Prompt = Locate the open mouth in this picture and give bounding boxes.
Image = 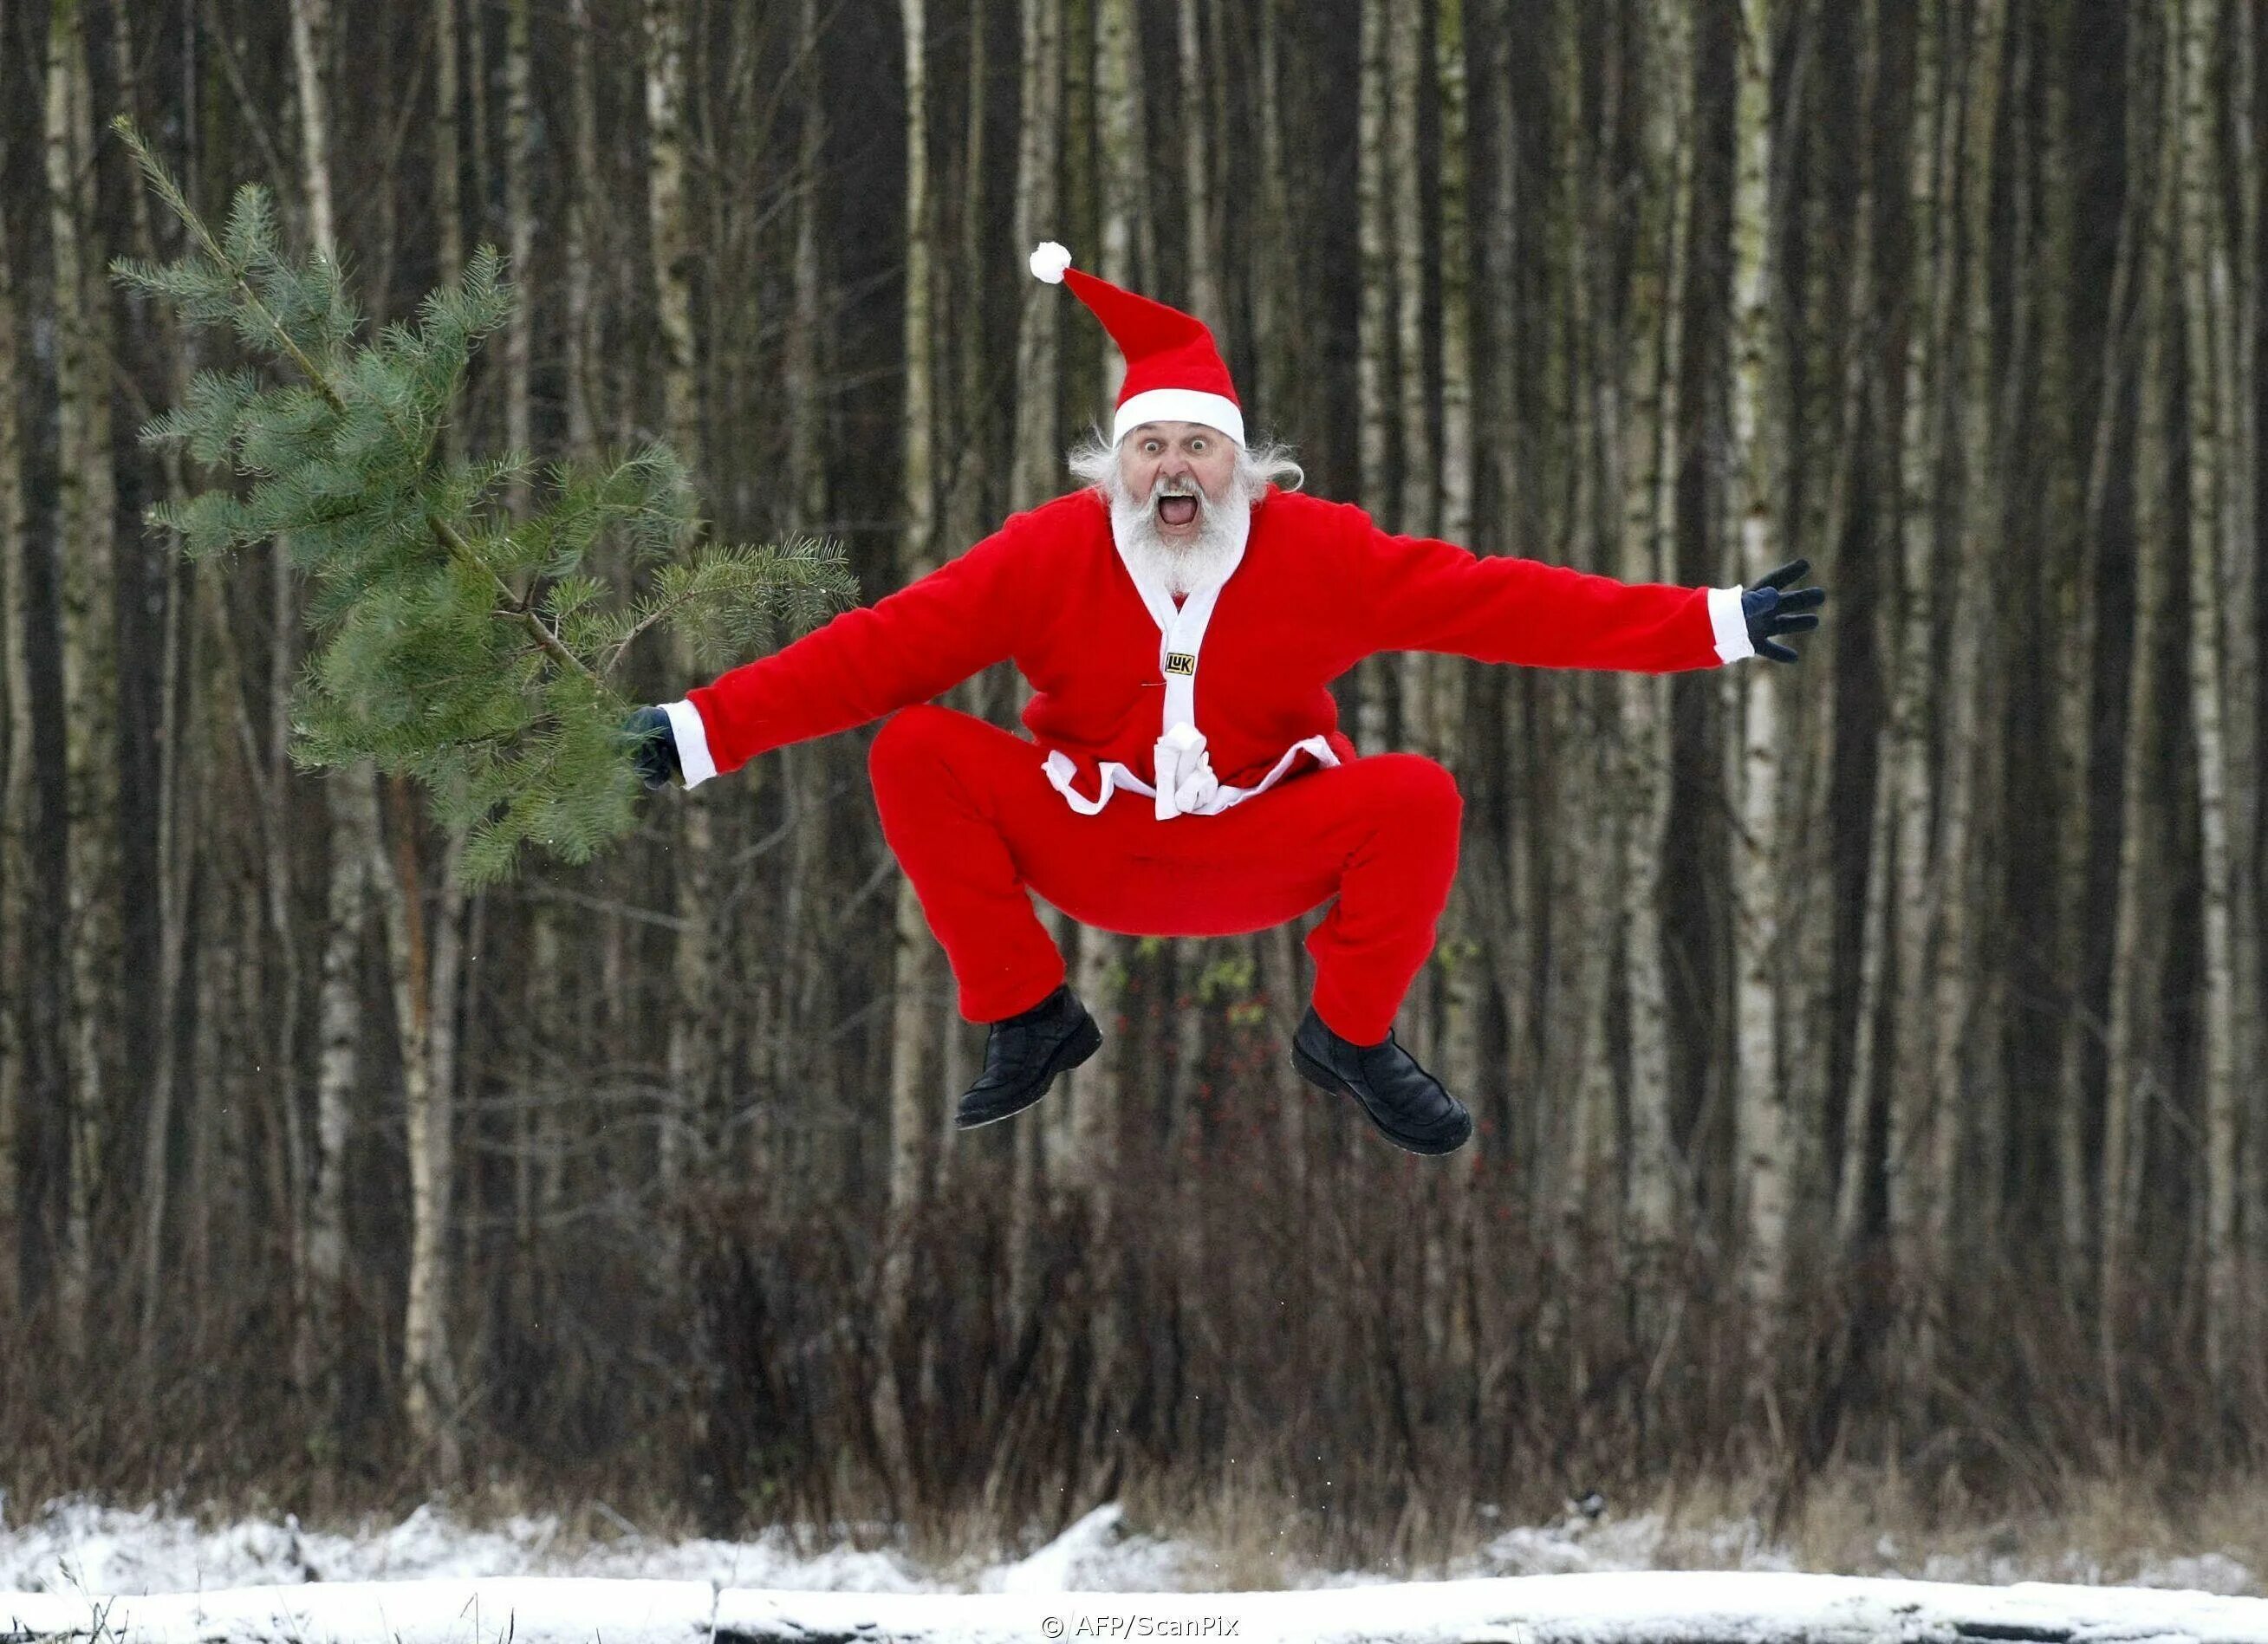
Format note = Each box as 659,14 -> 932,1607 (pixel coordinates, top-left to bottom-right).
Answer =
1157,495 -> 1199,528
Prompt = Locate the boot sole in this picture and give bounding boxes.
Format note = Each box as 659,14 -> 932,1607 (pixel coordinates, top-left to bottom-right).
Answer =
1291,1041 -> 1473,1156
954,1013 -> 1104,1130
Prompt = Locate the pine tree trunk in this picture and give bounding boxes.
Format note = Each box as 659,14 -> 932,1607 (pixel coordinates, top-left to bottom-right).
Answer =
504,0 -> 533,513
2101,118 -> 2174,1406
773,0 -> 835,1188
114,0 -> 206,1373
1887,0 -> 1952,1407
1354,0 -> 1394,752
1176,0 -> 1219,327
1831,0 -> 1892,1257
1251,0 -> 1291,413
433,0 -> 463,457
2228,0 -> 2265,1350
564,0 -> 601,461
0,191 -> 26,1326
2173,0 -> 2247,1390
786,0 -> 829,536
1010,0 -> 1063,513
2057,3 -> 2148,1291
1392,0 -> 1434,766
1004,0 -> 1063,1343
45,0 -> 118,1366
1930,0 -> 2003,1316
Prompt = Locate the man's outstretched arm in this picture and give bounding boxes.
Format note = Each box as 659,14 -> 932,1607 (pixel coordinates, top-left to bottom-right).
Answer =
1361,519 -> 1821,673
635,524 -> 1034,789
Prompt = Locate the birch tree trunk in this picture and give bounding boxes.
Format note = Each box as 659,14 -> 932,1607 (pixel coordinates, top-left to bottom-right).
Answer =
1730,0 -> 1791,1366
646,0 -> 718,1192
45,0 -> 118,1365
290,0 -> 369,1428
938,0 -> 992,1153
1431,0 -> 1484,1378
874,0 -> 938,1503
888,0 -> 938,1230
378,786 -> 461,1475
1615,0 -> 1686,1262
382,0 -> 478,1472
1064,0 -> 1142,1480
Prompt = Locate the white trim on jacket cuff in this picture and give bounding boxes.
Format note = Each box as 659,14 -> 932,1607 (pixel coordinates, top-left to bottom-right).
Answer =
660,699 -> 718,788
1708,585 -> 1755,664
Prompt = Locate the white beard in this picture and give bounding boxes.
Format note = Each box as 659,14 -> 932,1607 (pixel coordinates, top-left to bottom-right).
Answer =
1106,476 -> 1252,598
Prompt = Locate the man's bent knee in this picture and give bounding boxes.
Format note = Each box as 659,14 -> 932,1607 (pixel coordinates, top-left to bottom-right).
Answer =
868,701 -> 959,780
1367,752 -> 1463,828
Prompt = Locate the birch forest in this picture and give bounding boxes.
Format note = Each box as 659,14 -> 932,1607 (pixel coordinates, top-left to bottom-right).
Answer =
2,0 -> 2265,1557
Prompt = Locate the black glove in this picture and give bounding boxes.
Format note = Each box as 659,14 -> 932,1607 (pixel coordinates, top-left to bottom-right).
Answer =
622,705 -> 683,791
1740,559 -> 1827,663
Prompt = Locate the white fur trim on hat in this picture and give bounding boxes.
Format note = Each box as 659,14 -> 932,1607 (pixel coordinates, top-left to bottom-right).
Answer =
1030,241 -> 1072,283
1112,388 -> 1244,447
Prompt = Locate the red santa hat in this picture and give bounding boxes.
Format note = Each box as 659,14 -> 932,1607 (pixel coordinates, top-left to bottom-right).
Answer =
1030,241 -> 1244,447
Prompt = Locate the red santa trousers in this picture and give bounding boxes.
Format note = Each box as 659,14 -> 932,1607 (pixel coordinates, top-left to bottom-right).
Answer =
867,703 -> 1462,1044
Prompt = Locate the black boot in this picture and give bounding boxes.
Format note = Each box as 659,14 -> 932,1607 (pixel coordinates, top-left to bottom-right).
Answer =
1291,1006 -> 1472,1155
955,984 -> 1103,1129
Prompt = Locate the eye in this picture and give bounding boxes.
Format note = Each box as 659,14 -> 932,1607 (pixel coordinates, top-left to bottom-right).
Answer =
1143,439 -> 1162,455
1189,438 -> 1207,453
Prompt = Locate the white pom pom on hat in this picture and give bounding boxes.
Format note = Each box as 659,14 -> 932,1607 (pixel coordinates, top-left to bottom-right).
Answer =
1030,239 -> 1246,445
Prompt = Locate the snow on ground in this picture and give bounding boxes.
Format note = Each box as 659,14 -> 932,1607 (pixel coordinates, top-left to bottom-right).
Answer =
11,1495 -> 2260,1600
5,1569 -> 2268,1643
6,1497 -> 2268,1641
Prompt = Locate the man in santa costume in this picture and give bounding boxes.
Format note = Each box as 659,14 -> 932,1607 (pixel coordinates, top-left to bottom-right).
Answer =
628,244 -> 1824,1156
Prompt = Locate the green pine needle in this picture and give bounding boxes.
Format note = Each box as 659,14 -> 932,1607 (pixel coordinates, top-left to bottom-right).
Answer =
111,118 -> 859,883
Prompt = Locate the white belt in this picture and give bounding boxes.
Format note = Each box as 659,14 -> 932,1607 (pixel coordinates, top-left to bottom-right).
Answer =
1042,723 -> 1342,819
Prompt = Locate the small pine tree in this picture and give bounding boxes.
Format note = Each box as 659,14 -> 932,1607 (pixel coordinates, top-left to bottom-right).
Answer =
107,117 -> 856,883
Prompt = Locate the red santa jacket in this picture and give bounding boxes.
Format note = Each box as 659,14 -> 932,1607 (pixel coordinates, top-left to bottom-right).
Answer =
663,486 -> 1754,814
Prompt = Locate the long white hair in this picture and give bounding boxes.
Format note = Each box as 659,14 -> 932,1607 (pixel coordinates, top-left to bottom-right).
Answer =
1065,427 -> 1306,502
